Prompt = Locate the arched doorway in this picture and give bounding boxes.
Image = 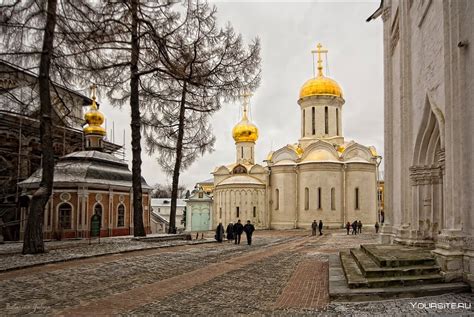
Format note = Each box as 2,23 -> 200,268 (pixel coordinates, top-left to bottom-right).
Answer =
409,97 -> 444,243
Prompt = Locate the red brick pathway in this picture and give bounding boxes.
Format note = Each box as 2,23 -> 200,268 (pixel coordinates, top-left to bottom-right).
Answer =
56,236 -> 313,316
274,259 -> 329,309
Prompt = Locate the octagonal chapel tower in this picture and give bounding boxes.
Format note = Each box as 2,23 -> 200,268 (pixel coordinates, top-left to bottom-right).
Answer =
298,43 -> 345,148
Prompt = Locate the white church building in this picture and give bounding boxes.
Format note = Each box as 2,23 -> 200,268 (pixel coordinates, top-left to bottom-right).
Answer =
212,44 -> 381,230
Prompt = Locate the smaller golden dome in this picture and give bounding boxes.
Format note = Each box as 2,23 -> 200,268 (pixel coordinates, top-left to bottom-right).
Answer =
84,96 -> 106,136
232,110 -> 258,143
299,76 -> 343,99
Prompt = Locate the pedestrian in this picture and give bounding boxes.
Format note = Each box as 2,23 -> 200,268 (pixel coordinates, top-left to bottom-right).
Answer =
215,222 -> 224,242
318,220 -> 323,235
243,220 -> 255,245
311,220 -> 318,236
345,222 -> 351,235
358,220 -> 362,234
226,222 -> 234,242
352,220 -> 358,235
380,210 -> 385,224
375,221 -> 380,233
233,219 -> 244,244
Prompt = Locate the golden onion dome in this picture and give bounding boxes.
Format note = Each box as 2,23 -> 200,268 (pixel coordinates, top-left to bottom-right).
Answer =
83,95 -> 106,136
299,75 -> 343,99
299,43 -> 343,99
232,110 -> 258,143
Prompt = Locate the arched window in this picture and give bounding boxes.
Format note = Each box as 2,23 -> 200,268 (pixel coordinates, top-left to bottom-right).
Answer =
318,187 -> 322,209
58,203 -> 72,229
117,204 -> 125,227
233,165 -> 247,174
336,108 -> 339,135
331,188 -> 336,210
253,206 -> 256,218
355,187 -> 360,210
275,189 -> 280,210
304,187 -> 309,210
94,203 -> 103,224
236,206 -> 240,218
312,107 -> 315,135
325,107 -> 329,134
302,109 -> 306,136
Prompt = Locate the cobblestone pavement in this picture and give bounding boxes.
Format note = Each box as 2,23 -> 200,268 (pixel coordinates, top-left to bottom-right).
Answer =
0,230 -> 472,316
0,235 -> 215,272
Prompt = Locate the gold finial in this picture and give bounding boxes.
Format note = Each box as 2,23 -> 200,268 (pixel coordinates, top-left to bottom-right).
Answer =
90,83 -> 98,109
311,43 -> 328,77
241,90 -> 253,114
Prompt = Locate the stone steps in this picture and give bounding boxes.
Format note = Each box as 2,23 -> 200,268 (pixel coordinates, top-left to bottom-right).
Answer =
340,251 -> 443,288
350,248 -> 441,278
361,244 -> 436,267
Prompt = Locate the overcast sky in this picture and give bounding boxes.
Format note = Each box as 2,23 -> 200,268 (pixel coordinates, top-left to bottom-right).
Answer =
100,0 -> 384,190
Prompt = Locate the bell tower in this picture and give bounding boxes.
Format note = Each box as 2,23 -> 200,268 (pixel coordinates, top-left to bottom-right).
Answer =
298,43 -> 345,147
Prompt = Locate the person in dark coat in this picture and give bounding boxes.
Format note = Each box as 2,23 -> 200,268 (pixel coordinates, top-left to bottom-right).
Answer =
358,220 -> 362,234
311,220 -> 318,236
346,222 -> 351,235
318,220 -> 323,235
352,220 -> 358,235
226,223 -> 234,242
243,220 -> 255,245
215,222 -> 224,242
375,222 -> 380,233
233,219 -> 244,244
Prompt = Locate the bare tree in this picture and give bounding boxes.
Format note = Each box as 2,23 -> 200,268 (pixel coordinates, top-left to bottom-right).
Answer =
67,1 -> 187,237
1,0 -> 60,253
142,2 -> 261,233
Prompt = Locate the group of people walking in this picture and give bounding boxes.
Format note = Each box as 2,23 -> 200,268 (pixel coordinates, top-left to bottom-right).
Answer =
311,220 -> 324,236
215,219 -> 255,245
346,220 -> 363,234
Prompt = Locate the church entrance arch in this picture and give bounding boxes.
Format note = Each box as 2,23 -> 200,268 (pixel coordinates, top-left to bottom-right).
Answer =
409,96 -> 444,243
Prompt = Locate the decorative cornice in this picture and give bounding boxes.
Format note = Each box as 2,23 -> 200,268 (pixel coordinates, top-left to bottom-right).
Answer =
409,165 -> 442,185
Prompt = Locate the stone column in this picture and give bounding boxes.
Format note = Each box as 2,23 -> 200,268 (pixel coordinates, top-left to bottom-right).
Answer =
379,4 -> 394,244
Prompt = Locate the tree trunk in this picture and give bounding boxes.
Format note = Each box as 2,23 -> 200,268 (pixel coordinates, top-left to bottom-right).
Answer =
169,82 -> 187,234
130,0 -> 146,237
22,0 -> 58,254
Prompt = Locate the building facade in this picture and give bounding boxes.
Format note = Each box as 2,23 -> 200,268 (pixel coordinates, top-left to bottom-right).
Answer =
0,60 -> 120,240
212,45 -> 379,230
20,88 -> 151,239
369,0 -> 473,286
150,198 -> 186,233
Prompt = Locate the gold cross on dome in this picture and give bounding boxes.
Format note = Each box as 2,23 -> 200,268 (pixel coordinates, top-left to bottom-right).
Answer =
90,83 -> 97,100
241,90 -> 253,113
311,43 -> 328,77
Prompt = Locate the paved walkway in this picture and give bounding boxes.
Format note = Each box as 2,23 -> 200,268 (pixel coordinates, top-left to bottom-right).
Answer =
0,230 -> 472,316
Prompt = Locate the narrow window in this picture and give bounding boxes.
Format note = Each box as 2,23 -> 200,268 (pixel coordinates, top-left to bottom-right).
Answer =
302,109 -> 306,136
117,204 -> 125,227
336,108 -> 339,135
355,187 -> 360,210
318,187 -> 322,209
236,206 -> 240,218
219,207 -> 222,219
312,107 -> 315,135
253,206 -> 256,218
241,147 -> 244,158
275,189 -> 279,210
331,188 -> 335,210
58,203 -> 72,229
325,106 -> 328,134
304,187 -> 309,210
